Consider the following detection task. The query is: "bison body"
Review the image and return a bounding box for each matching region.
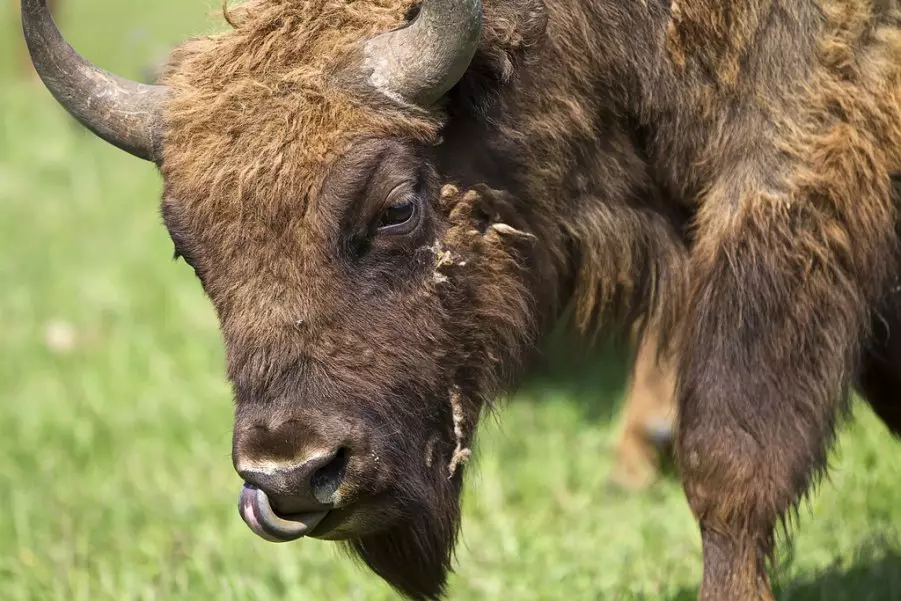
[23,0,901,599]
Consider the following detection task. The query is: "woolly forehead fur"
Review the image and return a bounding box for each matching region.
[160,0,441,220]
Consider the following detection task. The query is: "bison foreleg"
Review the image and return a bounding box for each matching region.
[676,178,896,600]
[611,326,678,490]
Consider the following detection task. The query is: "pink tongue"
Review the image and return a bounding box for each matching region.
[238,484,327,542]
[238,486,279,542]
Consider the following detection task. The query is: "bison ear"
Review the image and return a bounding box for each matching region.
[442,184,533,238]
[440,184,496,232]
[467,184,527,232]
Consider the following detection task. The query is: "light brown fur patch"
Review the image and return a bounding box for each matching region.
[161,0,441,222]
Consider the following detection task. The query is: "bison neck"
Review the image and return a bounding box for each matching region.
[435,0,832,341]
[436,0,690,341]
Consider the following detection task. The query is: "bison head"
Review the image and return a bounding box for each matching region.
[23,0,559,598]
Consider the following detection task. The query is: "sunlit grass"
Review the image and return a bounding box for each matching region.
[1,2,900,600]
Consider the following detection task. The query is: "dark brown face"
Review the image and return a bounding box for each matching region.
[161,136,545,599]
[23,0,551,597]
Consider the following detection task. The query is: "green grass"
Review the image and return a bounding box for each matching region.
[2,2,901,599]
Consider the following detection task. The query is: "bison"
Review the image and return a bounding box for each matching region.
[23,0,901,599]
[612,327,678,490]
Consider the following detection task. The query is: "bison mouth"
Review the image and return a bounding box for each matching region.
[238,484,329,542]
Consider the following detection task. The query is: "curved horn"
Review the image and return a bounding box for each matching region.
[21,0,166,162]
[364,0,483,107]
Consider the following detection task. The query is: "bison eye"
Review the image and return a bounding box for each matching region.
[376,197,419,235]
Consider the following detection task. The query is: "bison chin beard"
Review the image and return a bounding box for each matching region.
[343,463,465,601]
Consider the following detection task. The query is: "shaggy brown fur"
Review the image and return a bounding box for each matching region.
[146,0,901,599]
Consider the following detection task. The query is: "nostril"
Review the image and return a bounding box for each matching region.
[235,445,351,510]
[310,447,348,504]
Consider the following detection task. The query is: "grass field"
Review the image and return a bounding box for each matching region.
[2,2,901,600]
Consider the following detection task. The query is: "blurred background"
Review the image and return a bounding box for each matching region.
[2,1,900,600]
